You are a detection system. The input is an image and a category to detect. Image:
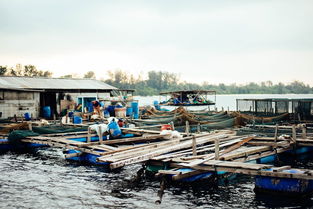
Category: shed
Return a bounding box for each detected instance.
[0,76,120,119]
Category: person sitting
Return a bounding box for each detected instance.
[92,100,103,118]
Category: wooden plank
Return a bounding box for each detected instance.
[272,166,291,172]
[158,170,182,175]
[106,133,234,169]
[172,170,208,181]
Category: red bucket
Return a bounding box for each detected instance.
[161,124,173,131]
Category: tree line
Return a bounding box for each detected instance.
[1,64,313,95]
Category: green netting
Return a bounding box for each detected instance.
[32,125,88,134]
[8,130,40,144]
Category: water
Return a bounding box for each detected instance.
[135,94,313,111]
[2,148,313,208]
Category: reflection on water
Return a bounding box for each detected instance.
[1,147,313,208]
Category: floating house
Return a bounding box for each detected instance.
[236,98,313,120]
[0,76,128,119]
[160,90,216,106]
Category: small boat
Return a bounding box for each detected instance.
[159,90,216,107]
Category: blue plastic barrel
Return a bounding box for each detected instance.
[131,102,139,119]
[108,119,121,138]
[24,112,31,121]
[68,111,74,117]
[88,103,93,112]
[153,100,160,110]
[107,105,116,117]
[43,106,51,118]
[126,107,133,117]
[73,116,82,124]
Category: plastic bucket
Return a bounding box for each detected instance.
[24,112,31,121]
[73,116,82,124]
[126,107,133,117]
[43,106,51,118]
[161,124,173,131]
[115,107,126,118]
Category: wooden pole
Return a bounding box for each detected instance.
[87,127,91,143]
[192,135,197,156]
[292,124,297,143]
[28,122,32,131]
[274,123,278,144]
[185,121,190,136]
[197,123,201,134]
[170,121,175,131]
[98,125,103,144]
[215,138,219,160]
[65,112,69,124]
[53,113,56,124]
[301,124,307,139]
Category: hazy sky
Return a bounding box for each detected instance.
[1,0,313,85]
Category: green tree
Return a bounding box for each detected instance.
[0,66,7,75]
[84,71,96,79]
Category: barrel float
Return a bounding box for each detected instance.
[43,106,51,118]
[24,112,31,121]
[107,105,116,117]
[108,119,121,138]
[126,107,133,117]
[73,116,82,124]
[153,100,160,110]
[131,102,139,119]
[255,169,313,196]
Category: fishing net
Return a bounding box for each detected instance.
[32,125,87,134]
[8,130,39,145]
[231,112,289,123]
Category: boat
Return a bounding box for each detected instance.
[159,90,216,107]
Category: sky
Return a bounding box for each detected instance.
[1,0,313,85]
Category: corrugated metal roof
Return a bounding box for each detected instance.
[0,76,117,91]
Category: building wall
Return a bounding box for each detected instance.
[0,90,111,118]
[0,90,40,119]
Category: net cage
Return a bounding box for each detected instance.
[237,98,313,119]
[291,100,313,120]
[237,99,289,116]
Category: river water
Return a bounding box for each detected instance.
[1,94,313,209]
[135,94,313,111]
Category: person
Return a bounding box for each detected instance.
[92,100,103,118]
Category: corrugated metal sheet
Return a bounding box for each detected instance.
[0,76,117,90]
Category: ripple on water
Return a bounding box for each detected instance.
[1,148,313,208]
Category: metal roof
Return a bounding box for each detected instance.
[0,76,117,91]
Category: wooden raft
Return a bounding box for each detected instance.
[158,160,313,181]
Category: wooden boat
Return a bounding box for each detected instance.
[159,90,216,106]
